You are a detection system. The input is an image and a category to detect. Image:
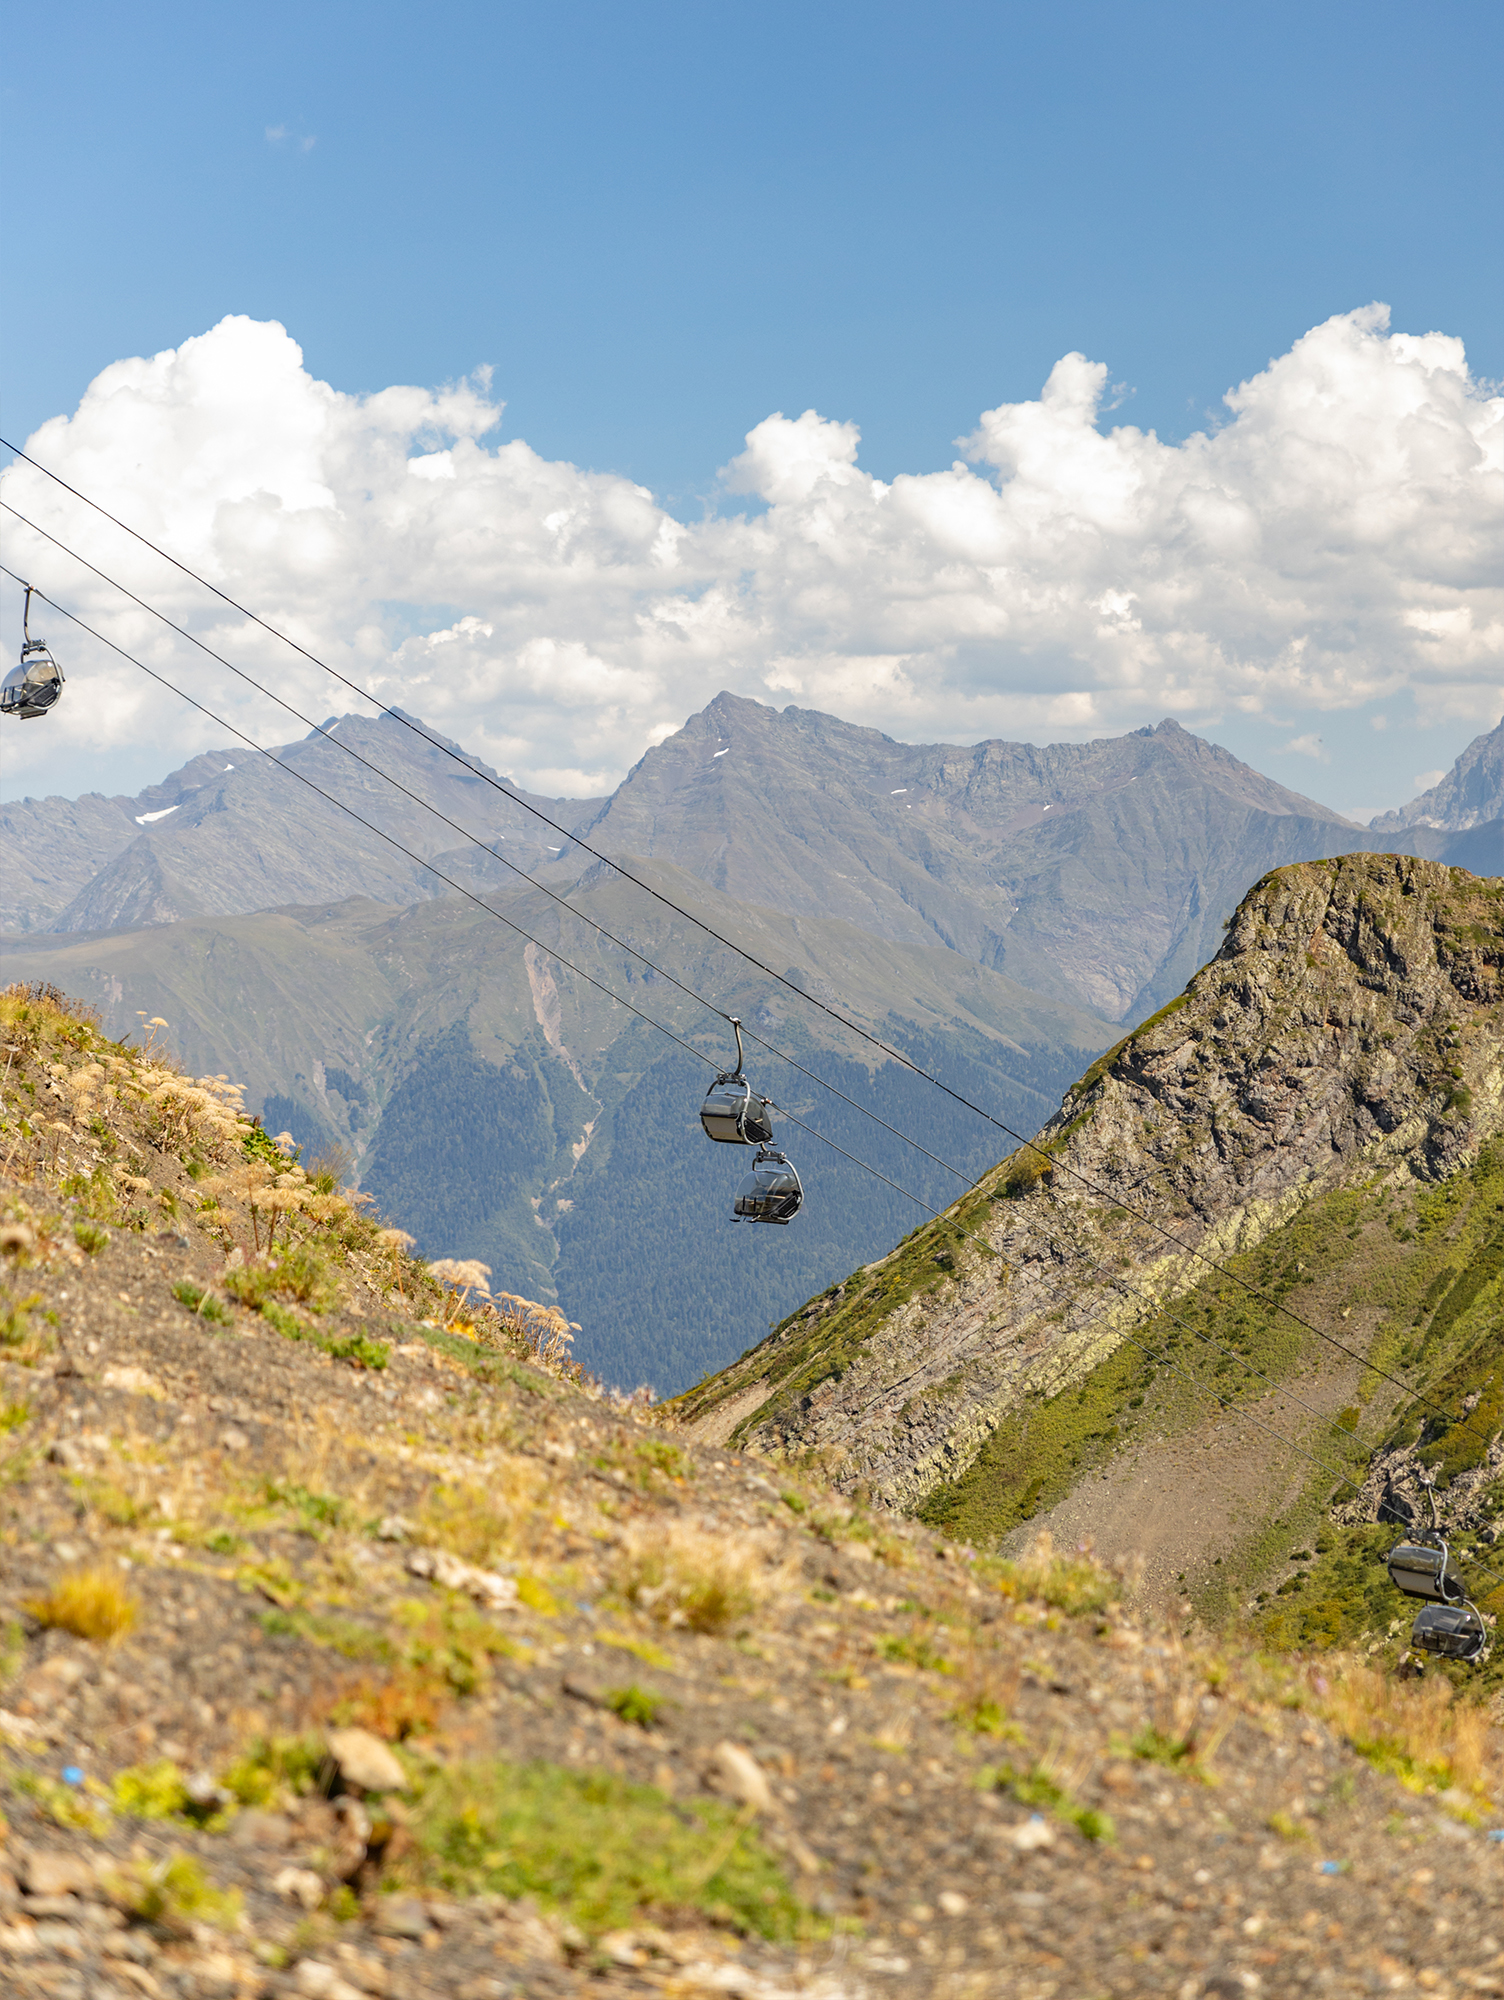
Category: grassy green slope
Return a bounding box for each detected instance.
[916,1145,1504,1652]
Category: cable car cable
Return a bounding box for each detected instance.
[0,450,1130,1156]
[1,569,973,1244]
[0,570,730,1079]
[824,1188,1504,1604]
[3,472,1497,1470]
[0,504,980,1195]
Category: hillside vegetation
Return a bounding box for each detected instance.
[1,982,1502,1997]
[673,854,1504,1670]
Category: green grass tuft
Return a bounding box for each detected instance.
[406,1758,811,1939]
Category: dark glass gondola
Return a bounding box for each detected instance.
[1,587,65,721]
[700,1017,774,1145]
[1410,1601,1489,1663]
[733,1145,803,1225]
[1386,1537,1466,1604]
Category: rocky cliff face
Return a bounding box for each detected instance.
[673,854,1504,1517]
[1370,713,1504,834]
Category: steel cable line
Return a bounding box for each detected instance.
[0,570,975,1240]
[3,460,1498,1471]
[0,446,1096,1144]
[0,502,980,1195]
[832,1203,1504,1601]
[811,1155,1504,1598]
[835,1189,1504,1598]
[1120,1287,1504,1600]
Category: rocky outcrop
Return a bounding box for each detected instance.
[673,853,1504,1509]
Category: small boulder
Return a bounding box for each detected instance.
[372,1894,431,1939]
[272,1866,325,1910]
[101,1366,162,1399]
[19,1849,98,1897]
[327,1727,407,1794]
[405,1547,517,1610]
[292,1961,364,2000]
[712,1741,772,1813]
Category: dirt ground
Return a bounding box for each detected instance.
[1,997,1502,1999]
[1015,1351,1371,1609]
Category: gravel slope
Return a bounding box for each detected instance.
[0,986,1502,1999]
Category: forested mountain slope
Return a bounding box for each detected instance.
[673,854,1504,1636]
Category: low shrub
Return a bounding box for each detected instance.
[171,1280,231,1326]
[406,1758,808,1938]
[618,1524,766,1633]
[25,1566,138,1641]
[603,1684,664,1729]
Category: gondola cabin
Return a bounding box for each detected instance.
[2,589,64,720]
[700,1073,774,1146]
[1386,1539,1466,1604]
[734,1146,803,1225]
[699,1016,774,1145]
[1410,1602,1489,1662]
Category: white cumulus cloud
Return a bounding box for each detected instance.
[2,304,1499,800]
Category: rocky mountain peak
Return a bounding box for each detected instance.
[674,853,1504,1512]
[1370,713,1504,834]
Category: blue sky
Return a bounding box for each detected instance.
[2,0,1500,815]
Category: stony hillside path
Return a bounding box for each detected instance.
[0,995,1501,1999]
[1,1195,1500,1999]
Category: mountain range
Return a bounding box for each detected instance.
[0,710,604,937]
[3,696,1501,1393]
[1370,712,1504,834]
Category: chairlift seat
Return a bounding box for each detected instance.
[1386,1538,1465,1604]
[733,1146,803,1225]
[701,1074,774,1146]
[1,641,64,721]
[1411,1601,1488,1662]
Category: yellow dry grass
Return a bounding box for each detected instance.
[1315,1660,1502,1805]
[26,1566,139,1642]
[616,1521,780,1633]
[417,1460,549,1568]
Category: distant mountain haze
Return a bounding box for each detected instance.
[0,710,604,936]
[1368,713,1504,834]
[573,695,1499,1021]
